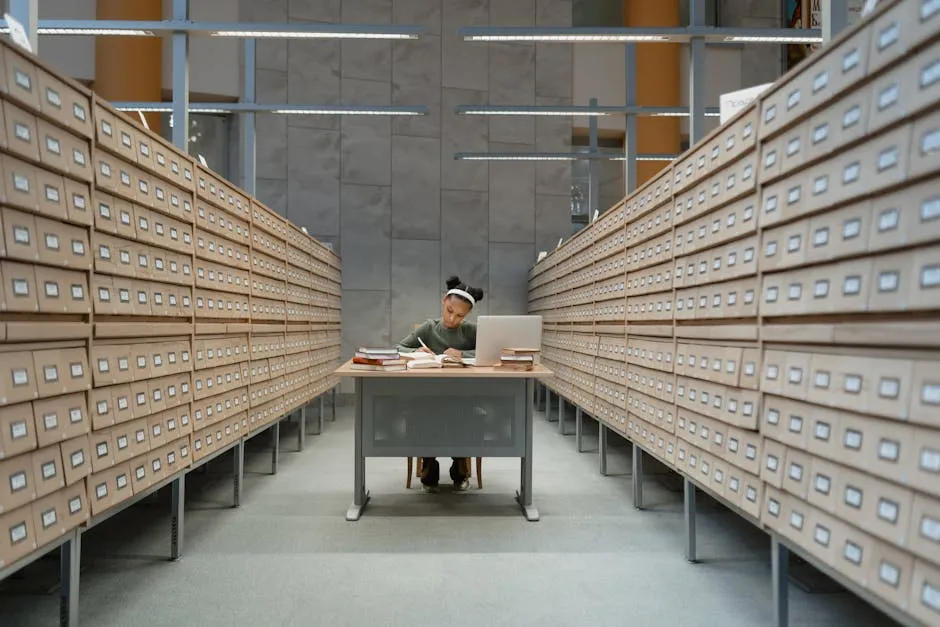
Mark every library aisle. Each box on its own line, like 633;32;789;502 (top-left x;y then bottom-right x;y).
1;404;894;626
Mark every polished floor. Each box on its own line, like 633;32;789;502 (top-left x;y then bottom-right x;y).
0;401;897;626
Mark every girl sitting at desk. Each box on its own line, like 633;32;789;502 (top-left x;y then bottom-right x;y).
396;275;483;493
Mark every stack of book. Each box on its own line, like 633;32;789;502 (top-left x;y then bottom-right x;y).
351;348;406;371
497;348;540;371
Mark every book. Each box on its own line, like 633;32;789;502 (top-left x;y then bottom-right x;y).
350;363;406;372
495;362;534;372
353;356;405;366
357;347;399;356
500;354;535;362
501;347;541;356
404;354;468;369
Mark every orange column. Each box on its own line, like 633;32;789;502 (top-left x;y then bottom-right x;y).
94;0;164;131
623;0;681;185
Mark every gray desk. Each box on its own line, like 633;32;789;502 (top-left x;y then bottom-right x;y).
336;362;552;522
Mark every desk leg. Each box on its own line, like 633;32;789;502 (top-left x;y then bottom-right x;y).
59;531;80;627
347;379;370;521
772;535;790;627
575;407;583;452
515;379;540;522
331;386;337;421
298;407;306;452
599;423;608;476
558;396;567;434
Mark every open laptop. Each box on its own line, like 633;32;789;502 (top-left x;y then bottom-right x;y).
469;315;543;367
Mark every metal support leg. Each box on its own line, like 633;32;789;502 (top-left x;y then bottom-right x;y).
772;535;790;627
310;402;322;435
515;379;539;521
170;0;191;153
321;395;327;425
822;0;850;44
347;379;370;520
271;421;280;475
331;386;337;421
234;439;244;507
684;479;697;563
8;0;39;53
632;442;644;510
558;396;567;434
170;476;184;561
298;407;306;452
59;531;79;627
576;406;584;452
545;389;555;422
599;423;608;476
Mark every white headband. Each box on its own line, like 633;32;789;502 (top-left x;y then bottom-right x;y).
446;288;475;306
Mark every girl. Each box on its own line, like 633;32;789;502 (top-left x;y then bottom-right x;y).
396;275;484;492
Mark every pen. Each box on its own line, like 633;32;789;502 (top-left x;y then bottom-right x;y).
417;337;435;355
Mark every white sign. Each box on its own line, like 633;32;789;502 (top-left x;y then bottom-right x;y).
719;83;773;124
592;209;599;223
537;251;548;262
3;13;32;53
197;154;209;167
137;111;150;130
556;237;564;250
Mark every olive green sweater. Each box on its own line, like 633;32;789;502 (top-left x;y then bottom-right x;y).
396;319;477;358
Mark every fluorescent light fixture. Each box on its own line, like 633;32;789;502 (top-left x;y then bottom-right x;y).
272;107;425;116
456;152;581;161
609;154;678;162
38;27;154;36
456;105;722;117
459;26;681;42
113;102;428;116
210;30;416;39
455;151;672;161
204;23;421;39
468;34;669;41
651;110;723;117
12;19;422;40
457;105;615;116
725;35;822;43
459;25;822;45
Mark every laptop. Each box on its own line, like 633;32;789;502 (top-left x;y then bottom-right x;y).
470;315;543;367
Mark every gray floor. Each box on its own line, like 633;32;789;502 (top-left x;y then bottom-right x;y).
1;401;897;627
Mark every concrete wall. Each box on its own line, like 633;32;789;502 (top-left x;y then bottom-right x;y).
236;0;574;379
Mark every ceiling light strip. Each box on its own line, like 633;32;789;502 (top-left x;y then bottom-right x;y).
454;152;676;162
13;19;423;40
456;105;722;117
113;102;429;116
458;26;821;44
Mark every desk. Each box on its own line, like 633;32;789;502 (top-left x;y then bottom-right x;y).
335;362;552;522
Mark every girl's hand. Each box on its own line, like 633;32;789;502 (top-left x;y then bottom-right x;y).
444;348;462;358
418;346;434;354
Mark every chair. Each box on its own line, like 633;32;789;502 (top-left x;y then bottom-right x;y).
403;323;484;489
407;456;483;490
